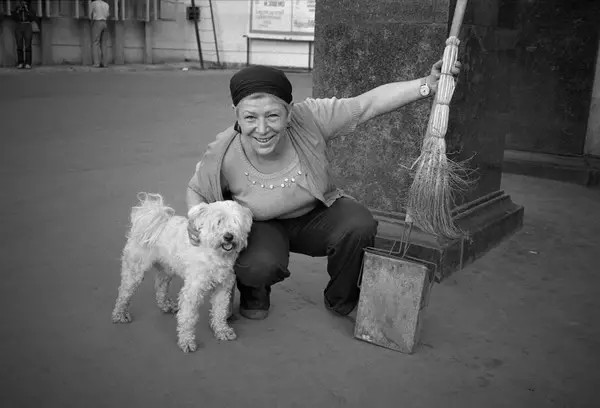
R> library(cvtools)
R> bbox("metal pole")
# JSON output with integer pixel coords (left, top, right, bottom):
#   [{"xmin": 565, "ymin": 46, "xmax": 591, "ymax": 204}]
[
  {"xmin": 190, "ymin": 0, "xmax": 203, "ymax": 69},
  {"xmin": 245, "ymin": 35, "xmax": 250, "ymax": 66},
  {"xmin": 208, "ymin": 0, "xmax": 220, "ymax": 67}
]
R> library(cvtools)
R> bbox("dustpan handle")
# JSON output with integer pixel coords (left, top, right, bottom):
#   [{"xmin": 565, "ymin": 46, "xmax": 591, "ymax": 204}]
[{"xmin": 449, "ymin": 0, "xmax": 468, "ymax": 38}]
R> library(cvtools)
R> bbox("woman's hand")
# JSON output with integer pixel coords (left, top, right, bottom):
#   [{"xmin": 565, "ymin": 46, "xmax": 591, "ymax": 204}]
[
  {"xmin": 187, "ymin": 220, "xmax": 200, "ymax": 246},
  {"xmin": 427, "ymin": 59, "xmax": 461, "ymax": 95}
]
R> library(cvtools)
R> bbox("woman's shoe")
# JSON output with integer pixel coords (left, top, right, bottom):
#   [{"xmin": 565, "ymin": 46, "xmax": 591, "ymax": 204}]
[
  {"xmin": 238, "ymin": 284, "xmax": 271, "ymax": 320},
  {"xmin": 239, "ymin": 308, "xmax": 269, "ymax": 320},
  {"xmin": 16, "ymin": 64, "xmax": 24, "ymax": 69},
  {"xmin": 324, "ymin": 298, "xmax": 358, "ymax": 322}
]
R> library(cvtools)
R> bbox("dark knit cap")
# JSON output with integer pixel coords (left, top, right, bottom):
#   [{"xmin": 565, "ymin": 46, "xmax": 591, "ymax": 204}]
[{"xmin": 229, "ymin": 65, "xmax": 293, "ymax": 106}]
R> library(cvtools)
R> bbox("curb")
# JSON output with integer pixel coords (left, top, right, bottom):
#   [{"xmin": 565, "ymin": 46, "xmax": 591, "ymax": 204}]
[
  {"xmin": 0, "ymin": 62, "xmax": 313, "ymax": 75},
  {"xmin": 502, "ymin": 149, "xmax": 600, "ymax": 187}
]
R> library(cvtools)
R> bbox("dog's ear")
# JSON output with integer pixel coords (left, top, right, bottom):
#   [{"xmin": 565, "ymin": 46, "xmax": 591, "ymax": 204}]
[
  {"xmin": 241, "ymin": 205, "xmax": 254, "ymax": 230},
  {"xmin": 187, "ymin": 202, "xmax": 208, "ymax": 220},
  {"xmin": 243, "ymin": 205, "xmax": 253, "ymax": 223}
]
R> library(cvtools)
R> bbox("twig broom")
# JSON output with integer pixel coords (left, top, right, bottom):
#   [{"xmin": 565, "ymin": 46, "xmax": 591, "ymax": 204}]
[{"xmin": 406, "ymin": 0, "xmax": 471, "ymax": 239}]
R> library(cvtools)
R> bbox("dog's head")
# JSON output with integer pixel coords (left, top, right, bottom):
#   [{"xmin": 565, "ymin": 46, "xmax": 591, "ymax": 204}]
[{"xmin": 188, "ymin": 201, "xmax": 253, "ymax": 255}]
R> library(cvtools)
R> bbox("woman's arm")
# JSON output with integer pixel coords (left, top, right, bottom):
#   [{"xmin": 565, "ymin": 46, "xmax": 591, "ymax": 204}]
[
  {"xmin": 186, "ymin": 186, "xmax": 205, "ymax": 212},
  {"xmin": 354, "ymin": 77, "xmax": 427, "ymax": 125},
  {"xmin": 353, "ymin": 59, "xmax": 460, "ymax": 125}
]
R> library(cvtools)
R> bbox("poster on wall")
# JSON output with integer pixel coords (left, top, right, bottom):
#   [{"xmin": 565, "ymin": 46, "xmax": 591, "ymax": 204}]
[
  {"xmin": 250, "ymin": 0, "xmax": 315, "ymax": 37},
  {"xmin": 292, "ymin": 0, "xmax": 315, "ymax": 33}
]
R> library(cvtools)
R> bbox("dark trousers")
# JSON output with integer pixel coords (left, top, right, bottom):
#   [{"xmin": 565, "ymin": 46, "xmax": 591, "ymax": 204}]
[
  {"xmin": 91, "ymin": 20, "xmax": 108, "ymax": 66},
  {"xmin": 234, "ymin": 197, "xmax": 378, "ymax": 315},
  {"xmin": 15, "ymin": 23, "xmax": 33, "ymax": 65}
]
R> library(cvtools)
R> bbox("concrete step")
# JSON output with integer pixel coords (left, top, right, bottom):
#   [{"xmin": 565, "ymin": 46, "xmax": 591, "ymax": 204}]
[{"xmin": 502, "ymin": 149, "xmax": 600, "ymax": 187}]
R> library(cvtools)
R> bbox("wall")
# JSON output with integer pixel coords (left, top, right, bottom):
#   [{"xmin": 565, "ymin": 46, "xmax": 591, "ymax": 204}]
[
  {"xmin": 478, "ymin": 0, "xmax": 600, "ymax": 156},
  {"xmin": 585, "ymin": 36, "xmax": 600, "ymax": 157},
  {"xmin": 0, "ymin": 0, "xmax": 314, "ymax": 68},
  {"xmin": 159, "ymin": 0, "xmax": 314, "ymax": 68}
]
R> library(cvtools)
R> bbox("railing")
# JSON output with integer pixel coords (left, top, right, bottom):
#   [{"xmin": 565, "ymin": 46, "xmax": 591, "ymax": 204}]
[{"xmin": 0, "ymin": 0, "xmax": 162, "ymax": 21}]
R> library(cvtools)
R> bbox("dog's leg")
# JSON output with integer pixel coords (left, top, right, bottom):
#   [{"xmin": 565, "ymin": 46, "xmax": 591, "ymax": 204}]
[
  {"xmin": 111, "ymin": 248, "xmax": 152, "ymax": 323},
  {"xmin": 210, "ymin": 275, "xmax": 237, "ymax": 341},
  {"xmin": 176, "ymin": 278, "xmax": 208, "ymax": 353},
  {"xmin": 154, "ymin": 265, "xmax": 178, "ymax": 314}
]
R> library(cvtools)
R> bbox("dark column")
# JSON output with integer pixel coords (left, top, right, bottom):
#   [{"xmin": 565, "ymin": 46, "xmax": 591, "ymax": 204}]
[{"xmin": 313, "ymin": 0, "xmax": 524, "ymax": 280}]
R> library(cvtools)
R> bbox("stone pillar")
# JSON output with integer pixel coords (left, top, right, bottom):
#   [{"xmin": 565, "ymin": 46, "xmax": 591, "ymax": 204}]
[
  {"xmin": 113, "ymin": 20, "xmax": 125, "ymax": 65},
  {"xmin": 144, "ymin": 21, "xmax": 153, "ymax": 64},
  {"xmin": 313, "ymin": 0, "xmax": 524, "ymax": 281},
  {"xmin": 40, "ymin": 18, "xmax": 53, "ymax": 65},
  {"xmin": 81, "ymin": 19, "xmax": 93, "ymax": 66},
  {"xmin": 0, "ymin": 19, "xmax": 16, "ymax": 67}
]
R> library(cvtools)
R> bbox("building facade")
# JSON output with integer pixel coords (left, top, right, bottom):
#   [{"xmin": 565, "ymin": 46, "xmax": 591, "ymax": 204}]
[{"xmin": 0, "ymin": 0, "xmax": 315, "ymax": 68}]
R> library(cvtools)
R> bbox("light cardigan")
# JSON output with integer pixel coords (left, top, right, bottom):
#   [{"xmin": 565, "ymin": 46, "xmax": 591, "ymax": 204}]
[{"xmin": 188, "ymin": 97, "xmax": 362, "ymax": 211}]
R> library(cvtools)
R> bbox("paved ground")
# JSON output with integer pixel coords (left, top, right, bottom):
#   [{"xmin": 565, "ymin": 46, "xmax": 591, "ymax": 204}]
[{"xmin": 1, "ymin": 67, "xmax": 599, "ymax": 408}]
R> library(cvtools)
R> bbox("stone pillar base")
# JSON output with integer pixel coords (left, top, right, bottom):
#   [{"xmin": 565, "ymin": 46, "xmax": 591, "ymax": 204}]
[{"xmin": 372, "ymin": 190, "xmax": 525, "ymax": 282}]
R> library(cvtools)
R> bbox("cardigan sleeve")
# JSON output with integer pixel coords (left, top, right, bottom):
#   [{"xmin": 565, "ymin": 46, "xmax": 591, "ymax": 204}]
[
  {"xmin": 187, "ymin": 127, "xmax": 237, "ymax": 203},
  {"xmin": 298, "ymin": 97, "xmax": 362, "ymax": 142}
]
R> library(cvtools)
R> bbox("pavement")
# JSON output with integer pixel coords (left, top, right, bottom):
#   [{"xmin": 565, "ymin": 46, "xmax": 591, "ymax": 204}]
[{"xmin": 1, "ymin": 67, "xmax": 599, "ymax": 408}]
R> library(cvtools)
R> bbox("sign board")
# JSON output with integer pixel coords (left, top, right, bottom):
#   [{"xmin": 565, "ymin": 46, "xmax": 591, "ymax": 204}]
[{"xmin": 249, "ymin": 0, "xmax": 315, "ymax": 38}]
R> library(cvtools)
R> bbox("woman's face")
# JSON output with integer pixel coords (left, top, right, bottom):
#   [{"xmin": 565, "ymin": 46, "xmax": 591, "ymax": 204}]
[{"xmin": 235, "ymin": 94, "xmax": 290, "ymax": 158}]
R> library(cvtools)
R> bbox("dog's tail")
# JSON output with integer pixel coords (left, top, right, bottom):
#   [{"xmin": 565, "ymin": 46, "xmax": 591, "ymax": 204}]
[{"xmin": 128, "ymin": 192, "xmax": 176, "ymax": 247}]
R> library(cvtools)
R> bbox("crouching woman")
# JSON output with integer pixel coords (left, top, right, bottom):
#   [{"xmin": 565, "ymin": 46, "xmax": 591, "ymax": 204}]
[{"xmin": 187, "ymin": 62, "xmax": 459, "ymax": 320}]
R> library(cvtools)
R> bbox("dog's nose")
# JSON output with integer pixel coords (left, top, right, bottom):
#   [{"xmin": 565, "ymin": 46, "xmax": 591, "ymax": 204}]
[{"xmin": 223, "ymin": 232, "xmax": 234, "ymax": 242}]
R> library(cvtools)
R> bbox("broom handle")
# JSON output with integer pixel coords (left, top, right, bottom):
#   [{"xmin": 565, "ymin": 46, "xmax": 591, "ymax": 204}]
[
  {"xmin": 406, "ymin": 0, "xmax": 468, "ymax": 228},
  {"xmin": 449, "ymin": 0, "xmax": 468, "ymax": 38}
]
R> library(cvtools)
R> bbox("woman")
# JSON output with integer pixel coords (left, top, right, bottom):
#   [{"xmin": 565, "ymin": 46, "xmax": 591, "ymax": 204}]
[
  {"xmin": 187, "ymin": 61, "xmax": 460, "ymax": 320},
  {"xmin": 11, "ymin": 0, "xmax": 38, "ymax": 69}
]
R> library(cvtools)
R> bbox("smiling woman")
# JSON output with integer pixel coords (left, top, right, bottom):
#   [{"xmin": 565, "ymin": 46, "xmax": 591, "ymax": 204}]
[
  {"xmin": 235, "ymin": 92, "xmax": 292, "ymax": 162},
  {"xmin": 186, "ymin": 62, "xmax": 460, "ymax": 321}
]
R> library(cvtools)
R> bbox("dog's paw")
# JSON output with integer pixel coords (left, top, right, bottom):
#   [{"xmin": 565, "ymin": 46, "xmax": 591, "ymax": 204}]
[
  {"xmin": 112, "ymin": 311, "xmax": 132, "ymax": 323},
  {"xmin": 178, "ymin": 338, "xmax": 198, "ymax": 353},
  {"xmin": 159, "ymin": 299, "xmax": 179, "ymax": 314},
  {"xmin": 214, "ymin": 326, "xmax": 237, "ymax": 341}
]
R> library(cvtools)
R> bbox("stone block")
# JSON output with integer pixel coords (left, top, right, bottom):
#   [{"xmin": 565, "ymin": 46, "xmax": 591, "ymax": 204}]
[{"xmin": 372, "ymin": 190, "xmax": 524, "ymax": 282}]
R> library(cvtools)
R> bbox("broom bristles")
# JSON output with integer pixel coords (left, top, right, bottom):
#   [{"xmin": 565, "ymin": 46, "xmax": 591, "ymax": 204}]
[{"xmin": 406, "ymin": 134, "xmax": 474, "ymax": 239}]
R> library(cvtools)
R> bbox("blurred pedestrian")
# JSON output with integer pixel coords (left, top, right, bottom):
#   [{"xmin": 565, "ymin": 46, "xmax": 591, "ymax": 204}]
[
  {"xmin": 90, "ymin": 0, "xmax": 110, "ymax": 67},
  {"xmin": 12, "ymin": 0, "xmax": 38, "ymax": 69}
]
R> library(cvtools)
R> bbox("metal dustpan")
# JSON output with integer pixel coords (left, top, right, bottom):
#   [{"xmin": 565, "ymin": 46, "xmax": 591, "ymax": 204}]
[{"xmin": 354, "ymin": 222, "xmax": 435, "ymax": 354}]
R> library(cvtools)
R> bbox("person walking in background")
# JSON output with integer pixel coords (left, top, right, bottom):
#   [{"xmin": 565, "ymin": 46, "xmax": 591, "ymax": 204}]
[
  {"xmin": 90, "ymin": 0, "xmax": 110, "ymax": 68},
  {"xmin": 11, "ymin": 0, "xmax": 38, "ymax": 69}
]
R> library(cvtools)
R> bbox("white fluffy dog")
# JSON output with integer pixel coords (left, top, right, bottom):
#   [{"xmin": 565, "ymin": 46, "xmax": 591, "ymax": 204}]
[{"xmin": 111, "ymin": 193, "xmax": 253, "ymax": 353}]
